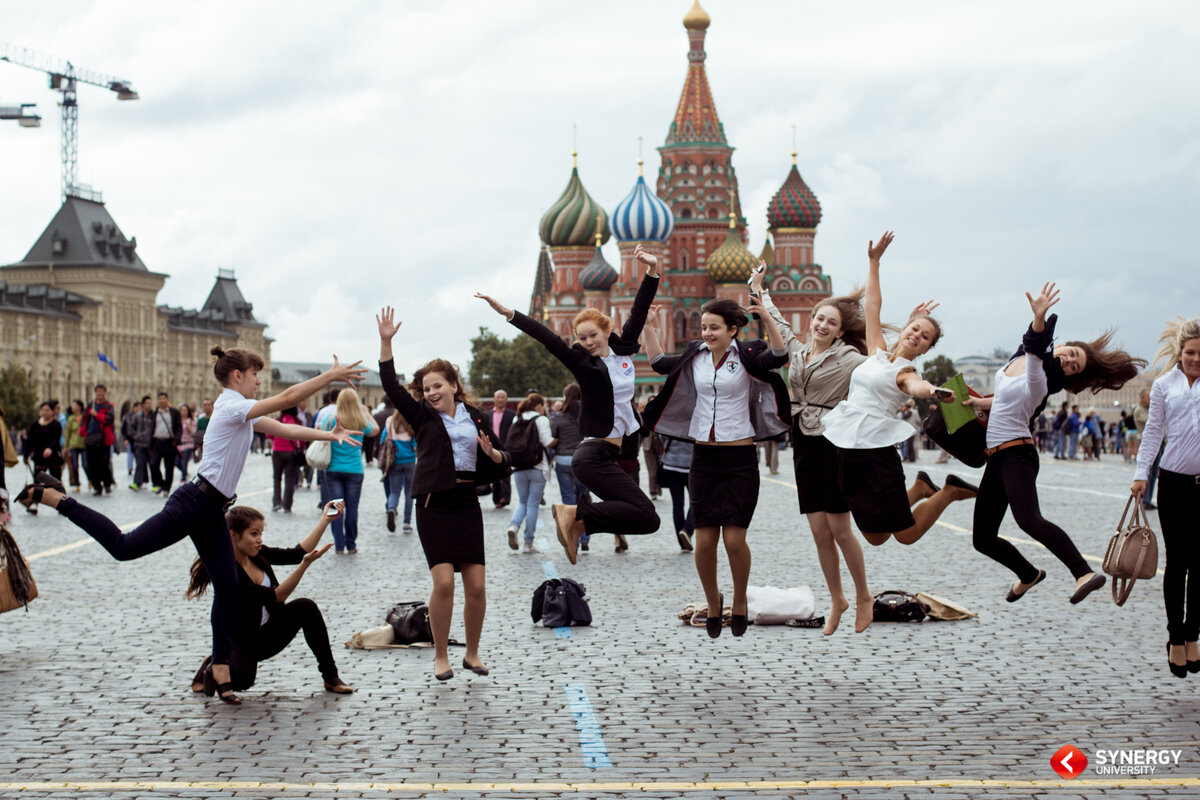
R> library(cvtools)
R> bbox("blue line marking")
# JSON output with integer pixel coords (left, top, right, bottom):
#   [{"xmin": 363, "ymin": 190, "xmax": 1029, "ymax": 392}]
[
  {"xmin": 564, "ymin": 683, "xmax": 612, "ymax": 769},
  {"xmin": 541, "ymin": 561, "xmax": 572, "ymax": 637}
]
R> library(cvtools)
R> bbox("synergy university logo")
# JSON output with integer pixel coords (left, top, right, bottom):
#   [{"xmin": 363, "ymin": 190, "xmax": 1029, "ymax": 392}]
[
  {"xmin": 1052, "ymin": 745, "xmax": 1184, "ymax": 778},
  {"xmin": 1051, "ymin": 745, "xmax": 1087, "ymax": 779}
]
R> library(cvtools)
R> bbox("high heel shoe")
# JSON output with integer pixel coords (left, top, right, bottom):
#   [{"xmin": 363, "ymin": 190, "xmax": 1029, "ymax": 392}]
[
  {"xmin": 202, "ymin": 663, "xmax": 242, "ymax": 704},
  {"xmin": 1168, "ymin": 642, "xmax": 1188, "ymax": 679},
  {"xmin": 706, "ymin": 593, "xmax": 724, "ymax": 639},
  {"xmin": 190, "ymin": 655, "xmax": 213, "ymax": 693},
  {"xmin": 462, "ymin": 658, "xmax": 489, "ymax": 676},
  {"xmin": 15, "ymin": 471, "xmax": 65, "ymax": 510}
]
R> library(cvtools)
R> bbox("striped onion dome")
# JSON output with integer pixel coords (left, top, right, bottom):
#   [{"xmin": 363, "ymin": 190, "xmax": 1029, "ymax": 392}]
[
  {"xmin": 706, "ymin": 213, "xmax": 758, "ymax": 284},
  {"xmin": 767, "ymin": 154, "xmax": 822, "ymax": 229},
  {"xmin": 580, "ymin": 239, "xmax": 618, "ymax": 291},
  {"xmin": 611, "ymin": 161, "xmax": 675, "ymax": 242},
  {"xmin": 539, "ymin": 153, "xmax": 611, "ymax": 247}
]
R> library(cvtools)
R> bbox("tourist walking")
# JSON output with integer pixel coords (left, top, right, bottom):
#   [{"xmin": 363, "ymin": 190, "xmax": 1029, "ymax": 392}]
[
  {"xmin": 504, "ymin": 393, "xmax": 553, "ymax": 553},
  {"xmin": 319, "ymin": 389, "xmax": 377, "ymax": 553},
  {"xmin": 126, "ymin": 396, "xmax": 153, "ymax": 491},
  {"xmin": 15, "ymin": 347, "xmax": 365, "ymax": 704},
  {"xmin": 549, "ymin": 383, "xmax": 586, "ymax": 507},
  {"xmin": 1132, "ymin": 317, "xmax": 1200, "ymax": 678},
  {"xmin": 376, "ymin": 306, "xmax": 510, "ymax": 680},
  {"xmin": 475, "ymin": 244, "xmax": 662, "ymax": 564},
  {"xmin": 489, "ymin": 390, "xmax": 515, "ymax": 509},
  {"xmin": 176, "ymin": 403, "xmax": 198, "ymax": 483},
  {"xmin": 967, "ymin": 283, "xmax": 1140, "ymax": 605},
  {"xmin": 80, "ymin": 385, "xmax": 116, "ymax": 495},
  {"xmin": 149, "ymin": 392, "xmax": 182, "ymax": 495},
  {"xmin": 820, "ymin": 232, "xmax": 978, "ymax": 550},
  {"xmin": 65, "ymin": 400, "xmax": 86, "ymax": 492},
  {"xmin": 22, "ymin": 402, "xmax": 64, "ymax": 513},
  {"xmin": 657, "ymin": 435, "xmax": 695, "ymax": 553},
  {"xmin": 381, "ymin": 409, "xmax": 417, "ymax": 533},
  {"xmin": 270, "ymin": 407, "xmax": 303, "ymax": 513},
  {"xmin": 185, "ymin": 503, "xmax": 354, "ymax": 696},
  {"xmin": 642, "ymin": 296, "xmax": 789, "ymax": 638}
]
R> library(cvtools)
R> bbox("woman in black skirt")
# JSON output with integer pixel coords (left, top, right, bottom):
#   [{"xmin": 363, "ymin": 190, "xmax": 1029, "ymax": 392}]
[
  {"xmin": 376, "ymin": 307, "xmax": 510, "ymax": 681},
  {"xmin": 475, "ymin": 244, "xmax": 661, "ymax": 564},
  {"xmin": 642, "ymin": 298, "xmax": 789, "ymax": 638}
]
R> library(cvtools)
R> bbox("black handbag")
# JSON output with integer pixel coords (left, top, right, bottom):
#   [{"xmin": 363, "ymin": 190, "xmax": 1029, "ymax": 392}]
[
  {"xmin": 922, "ymin": 407, "xmax": 987, "ymax": 468},
  {"xmin": 386, "ymin": 601, "xmax": 433, "ymax": 644},
  {"xmin": 531, "ymin": 578, "xmax": 592, "ymax": 628},
  {"xmin": 872, "ymin": 590, "xmax": 929, "ymax": 622}
]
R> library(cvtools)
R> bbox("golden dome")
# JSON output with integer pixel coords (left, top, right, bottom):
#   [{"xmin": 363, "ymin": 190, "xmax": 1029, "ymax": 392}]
[{"xmin": 683, "ymin": 0, "xmax": 711, "ymax": 31}]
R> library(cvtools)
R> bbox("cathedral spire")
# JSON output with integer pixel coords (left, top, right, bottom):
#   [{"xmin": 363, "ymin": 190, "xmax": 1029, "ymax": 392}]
[{"xmin": 664, "ymin": 0, "xmax": 726, "ymax": 148}]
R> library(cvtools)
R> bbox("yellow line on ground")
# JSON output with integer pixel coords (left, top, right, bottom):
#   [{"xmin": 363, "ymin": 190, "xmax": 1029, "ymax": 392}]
[
  {"xmin": 0, "ymin": 778, "xmax": 1197, "ymax": 792},
  {"xmin": 23, "ymin": 487, "xmax": 271, "ymax": 562}
]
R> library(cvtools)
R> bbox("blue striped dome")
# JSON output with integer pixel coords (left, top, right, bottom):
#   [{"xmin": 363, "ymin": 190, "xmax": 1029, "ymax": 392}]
[{"xmin": 611, "ymin": 170, "xmax": 675, "ymax": 243}]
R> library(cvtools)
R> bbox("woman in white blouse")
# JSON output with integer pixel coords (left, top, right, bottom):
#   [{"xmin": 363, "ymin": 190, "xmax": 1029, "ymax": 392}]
[
  {"xmin": 506, "ymin": 393, "xmax": 554, "ymax": 554},
  {"xmin": 820, "ymin": 232, "xmax": 978, "ymax": 557},
  {"xmin": 1133, "ymin": 317, "xmax": 1200, "ymax": 678}
]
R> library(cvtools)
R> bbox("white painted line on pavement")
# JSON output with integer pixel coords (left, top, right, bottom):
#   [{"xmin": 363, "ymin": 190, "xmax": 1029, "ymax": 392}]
[{"xmin": 564, "ymin": 683, "xmax": 613, "ymax": 769}]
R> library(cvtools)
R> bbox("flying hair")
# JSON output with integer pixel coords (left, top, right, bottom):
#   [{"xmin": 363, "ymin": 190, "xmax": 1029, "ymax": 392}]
[
  {"xmin": 1151, "ymin": 316, "xmax": 1200, "ymax": 376},
  {"xmin": 1061, "ymin": 329, "xmax": 1147, "ymax": 394}
]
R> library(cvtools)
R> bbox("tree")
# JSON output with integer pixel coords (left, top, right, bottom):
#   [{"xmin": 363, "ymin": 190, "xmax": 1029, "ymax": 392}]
[
  {"xmin": 0, "ymin": 364, "xmax": 39, "ymax": 432},
  {"xmin": 467, "ymin": 327, "xmax": 573, "ymax": 399},
  {"xmin": 921, "ymin": 354, "xmax": 957, "ymax": 389}
]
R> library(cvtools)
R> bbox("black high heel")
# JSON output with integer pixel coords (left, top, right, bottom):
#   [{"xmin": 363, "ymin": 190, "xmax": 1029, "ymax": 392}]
[
  {"xmin": 462, "ymin": 658, "xmax": 490, "ymax": 676},
  {"xmin": 202, "ymin": 663, "xmax": 242, "ymax": 704},
  {"xmin": 1168, "ymin": 642, "xmax": 1188, "ymax": 679},
  {"xmin": 15, "ymin": 471, "xmax": 65, "ymax": 510},
  {"xmin": 191, "ymin": 655, "xmax": 213, "ymax": 693},
  {"xmin": 706, "ymin": 593, "xmax": 724, "ymax": 639}
]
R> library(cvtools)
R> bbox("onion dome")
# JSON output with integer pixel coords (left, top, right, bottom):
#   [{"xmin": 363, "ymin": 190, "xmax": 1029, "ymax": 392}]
[
  {"xmin": 767, "ymin": 152, "xmax": 822, "ymax": 230},
  {"xmin": 539, "ymin": 152, "xmax": 611, "ymax": 247},
  {"xmin": 611, "ymin": 160, "xmax": 675, "ymax": 242},
  {"xmin": 706, "ymin": 212, "xmax": 758, "ymax": 284},
  {"xmin": 683, "ymin": 0, "xmax": 711, "ymax": 30},
  {"xmin": 580, "ymin": 224, "xmax": 617, "ymax": 291}
]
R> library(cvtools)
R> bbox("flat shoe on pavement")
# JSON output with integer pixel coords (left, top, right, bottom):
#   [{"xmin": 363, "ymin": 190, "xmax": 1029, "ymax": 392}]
[
  {"xmin": 1070, "ymin": 573, "xmax": 1106, "ymax": 605},
  {"xmin": 1006, "ymin": 569, "xmax": 1046, "ymax": 602}
]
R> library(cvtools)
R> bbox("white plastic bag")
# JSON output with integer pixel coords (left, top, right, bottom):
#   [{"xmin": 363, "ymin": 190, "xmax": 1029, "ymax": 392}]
[{"xmin": 746, "ymin": 585, "xmax": 815, "ymax": 624}]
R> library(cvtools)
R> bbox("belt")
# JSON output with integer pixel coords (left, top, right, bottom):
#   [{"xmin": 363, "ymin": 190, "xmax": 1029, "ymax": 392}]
[
  {"xmin": 1160, "ymin": 469, "xmax": 1200, "ymax": 485},
  {"xmin": 191, "ymin": 475, "xmax": 236, "ymax": 509},
  {"xmin": 984, "ymin": 437, "xmax": 1035, "ymax": 457}
]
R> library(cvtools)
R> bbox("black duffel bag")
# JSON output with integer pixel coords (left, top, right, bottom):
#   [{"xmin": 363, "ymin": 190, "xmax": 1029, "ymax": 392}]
[
  {"xmin": 386, "ymin": 601, "xmax": 433, "ymax": 644},
  {"xmin": 922, "ymin": 406, "xmax": 987, "ymax": 468}
]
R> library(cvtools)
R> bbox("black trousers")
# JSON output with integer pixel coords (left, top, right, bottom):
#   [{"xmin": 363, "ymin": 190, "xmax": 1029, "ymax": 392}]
[
  {"xmin": 659, "ymin": 467, "xmax": 693, "ymax": 535},
  {"xmin": 150, "ymin": 438, "xmax": 176, "ymax": 492},
  {"xmin": 133, "ymin": 445, "xmax": 151, "ymax": 486},
  {"xmin": 57, "ymin": 483, "xmax": 239, "ymax": 662},
  {"xmin": 229, "ymin": 598, "xmax": 339, "ymax": 690},
  {"xmin": 272, "ymin": 451, "xmax": 299, "ymax": 510},
  {"xmin": 1159, "ymin": 470, "xmax": 1200, "ymax": 644},
  {"xmin": 571, "ymin": 439, "xmax": 660, "ymax": 536},
  {"xmin": 971, "ymin": 444, "xmax": 1090, "ymax": 582},
  {"xmin": 84, "ymin": 443, "xmax": 113, "ymax": 491}
]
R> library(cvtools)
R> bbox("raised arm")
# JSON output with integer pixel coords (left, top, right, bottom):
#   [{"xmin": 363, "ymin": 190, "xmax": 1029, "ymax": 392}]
[
  {"xmin": 475, "ymin": 292, "xmax": 580, "ymax": 369},
  {"xmin": 754, "ymin": 264, "xmax": 800, "ymax": 350},
  {"xmin": 612, "ymin": 245, "xmax": 662, "ymax": 348},
  {"xmin": 376, "ymin": 306, "xmax": 430, "ymax": 428},
  {"xmin": 864, "ymin": 231, "xmax": 894, "ymax": 354},
  {"xmin": 247, "ymin": 357, "xmax": 366, "ymax": 421},
  {"xmin": 1022, "ymin": 282, "xmax": 1060, "ymax": 393},
  {"xmin": 273, "ymin": 543, "xmax": 334, "ymax": 603},
  {"xmin": 746, "ymin": 293, "xmax": 786, "ymax": 355},
  {"xmin": 641, "ymin": 303, "xmax": 666, "ymax": 361}
]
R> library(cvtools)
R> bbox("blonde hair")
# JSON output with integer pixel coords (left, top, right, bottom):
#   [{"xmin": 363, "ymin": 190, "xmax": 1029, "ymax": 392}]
[
  {"xmin": 335, "ymin": 388, "xmax": 371, "ymax": 432},
  {"xmin": 1152, "ymin": 316, "xmax": 1200, "ymax": 376}
]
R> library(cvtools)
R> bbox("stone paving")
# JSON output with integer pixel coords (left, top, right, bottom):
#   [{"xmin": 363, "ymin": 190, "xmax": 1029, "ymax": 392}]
[{"xmin": 1, "ymin": 448, "xmax": 1196, "ymax": 799}]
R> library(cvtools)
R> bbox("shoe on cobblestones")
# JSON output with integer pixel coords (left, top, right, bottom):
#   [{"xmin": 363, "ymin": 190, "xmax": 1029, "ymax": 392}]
[
  {"xmin": 324, "ymin": 678, "xmax": 355, "ymax": 694},
  {"xmin": 129, "ymin": 483, "xmax": 141, "ymax": 491},
  {"xmin": 387, "ymin": 510, "xmax": 396, "ymax": 532},
  {"xmin": 1069, "ymin": 573, "xmax": 1105, "ymax": 604},
  {"xmin": 435, "ymin": 668, "xmax": 454, "ymax": 681},
  {"xmin": 1168, "ymin": 643, "xmax": 1188, "ymax": 679},
  {"xmin": 151, "ymin": 486, "xmax": 162, "ymax": 494},
  {"xmin": 707, "ymin": 593, "xmax": 724, "ymax": 638},
  {"xmin": 507, "ymin": 526, "xmax": 519, "ymax": 550},
  {"xmin": 676, "ymin": 530, "xmax": 693, "ymax": 552},
  {"xmin": 1006, "ymin": 569, "xmax": 1046, "ymax": 602},
  {"xmin": 614, "ymin": 534, "xmax": 628, "ymax": 553},
  {"xmin": 402, "ymin": 523, "xmax": 413, "ymax": 534},
  {"xmin": 462, "ymin": 658, "xmax": 489, "ymax": 676}
]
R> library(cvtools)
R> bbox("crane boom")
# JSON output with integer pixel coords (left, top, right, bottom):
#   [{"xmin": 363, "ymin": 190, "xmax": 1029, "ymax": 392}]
[{"xmin": 0, "ymin": 42, "xmax": 138, "ymax": 200}]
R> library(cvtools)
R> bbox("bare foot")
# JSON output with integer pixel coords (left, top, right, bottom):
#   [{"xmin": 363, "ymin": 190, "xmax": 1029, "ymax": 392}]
[
  {"xmin": 854, "ymin": 596, "xmax": 874, "ymax": 633},
  {"xmin": 824, "ymin": 597, "xmax": 850, "ymax": 636}
]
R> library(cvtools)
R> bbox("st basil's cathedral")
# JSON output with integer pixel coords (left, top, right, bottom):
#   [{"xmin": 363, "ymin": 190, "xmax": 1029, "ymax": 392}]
[{"xmin": 529, "ymin": 1, "xmax": 830, "ymax": 390}]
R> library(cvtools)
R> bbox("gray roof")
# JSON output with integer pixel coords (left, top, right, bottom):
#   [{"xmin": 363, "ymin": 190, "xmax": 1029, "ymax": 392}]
[
  {"xmin": 271, "ymin": 361, "xmax": 385, "ymax": 388},
  {"xmin": 5, "ymin": 196, "xmax": 149, "ymax": 272},
  {"xmin": 157, "ymin": 304, "xmax": 238, "ymax": 338},
  {"xmin": 0, "ymin": 279, "xmax": 96, "ymax": 319},
  {"xmin": 202, "ymin": 272, "xmax": 263, "ymax": 327}
]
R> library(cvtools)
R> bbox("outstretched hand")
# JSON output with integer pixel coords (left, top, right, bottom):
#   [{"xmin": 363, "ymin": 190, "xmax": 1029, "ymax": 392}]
[
  {"xmin": 868, "ymin": 231, "xmax": 895, "ymax": 262},
  {"xmin": 329, "ymin": 355, "xmax": 367, "ymax": 386},
  {"xmin": 910, "ymin": 299, "xmax": 940, "ymax": 319},
  {"xmin": 750, "ymin": 260, "xmax": 767, "ymax": 293},
  {"xmin": 475, "ymin": 293, "xmax": 513, "ymax": 319},
  {"xmin": 302, "ymin": 543, "xmax": 334, "ymax": 565},
  {"xmin": 376, "ymin": 306, "xmax": 402, "ymax": 340},
  {"xmin": 634, "ymin": 244, "xmax": 658, "ymax": 272},
  {"xmin": 646, "ymin": 303, "xmax": 663, "ymax": 330},
  {"xmin": 330, "ymin": 421, "xmax": 362, "ymax": 447},
  {"xmin": 1025, "ymin": 282, "xmax": 1060, "ymax": 320},
  {"xmin": 321, "ymin": 499, "xmax": 346, "ymax": 520},
  {"xmin": 476, "ymin": 432, "xmax": 502, "ymax": 463},
  {"xmin": 746, "ymin": 295, "xmax": 768, "ymax": 318}
]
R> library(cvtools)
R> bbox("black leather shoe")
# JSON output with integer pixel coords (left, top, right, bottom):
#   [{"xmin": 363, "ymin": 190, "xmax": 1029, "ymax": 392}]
[
  {"xmin": 1187, "ymin": 642, "xmax": 1200, "ymax": 674},
  {"xmin": 730, "ymin": 612, "xmax": 748, "ymax": 637},
  {"xmin": 915, "ymin": 471, "xmax": 940, "ymax": 494},
  {"xmin": 944, "ymin": 474, "xmax": 979, "ymax": 495},
  {"xmin": 435, "ymin": 669, "xmax": 454, "ymax": 681},
  {"xmin": 706, "ymin": 594, "xmax": 723, "ymax": 639},
  {"xmin": 1006, "ymin": 569, "xmax": 1046, "ymax": 602},
  {"xmin": 1069, "ymin": 573, "xmax": 1105, "ymax": 605},
  {"xmin": 462, "ymin": 658, "xmax": 489, "ymax": 676},
  {"xmin": 1168, "ymin": 642, "xmax": 1188, "ymax": 679}
]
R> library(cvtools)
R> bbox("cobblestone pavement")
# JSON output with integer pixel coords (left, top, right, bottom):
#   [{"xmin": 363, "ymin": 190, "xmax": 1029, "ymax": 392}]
[{"xmin": 1, "ymin": 448, "xmax": 1196, "ymax": 799}]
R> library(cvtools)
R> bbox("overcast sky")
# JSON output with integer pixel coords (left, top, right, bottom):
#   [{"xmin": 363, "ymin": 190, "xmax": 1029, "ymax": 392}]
[{"xmin": 2, "ymin": 1, "xmax": 1197, "ymax": 378}]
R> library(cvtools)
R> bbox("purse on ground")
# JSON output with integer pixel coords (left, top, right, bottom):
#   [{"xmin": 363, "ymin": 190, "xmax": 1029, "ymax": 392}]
[{"xmin": 1103, "ymin": 494, "xmax": 1159, "ymax": 607}]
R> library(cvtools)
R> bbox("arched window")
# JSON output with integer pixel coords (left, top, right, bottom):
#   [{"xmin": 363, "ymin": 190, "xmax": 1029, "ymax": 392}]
[
  {"xmin": 707, "ymin": 207, "xmax": 720, "ymax": 219},
  {"xmin": 689, "ymin": 311, "xmax": 701, "ymax": 337},
  {"xmin": 679, "ymin": 250, "xmax": 689, "ymax": 270},
  {"xmin": 680, "ymin": 208, "xmax": 692, "ymax": 219},
  {"xmin": 775, "ymin": 278, "xmax": 795, "ymax": 291},
  {"xmin": 674, "ymin": 311, "xmax": 687, "ymax": 342}
]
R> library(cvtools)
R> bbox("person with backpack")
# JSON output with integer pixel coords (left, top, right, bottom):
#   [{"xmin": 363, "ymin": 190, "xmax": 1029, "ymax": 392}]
[{"xmin": 505, "ymin": 393, "xmax": 553, "ymax": 554}]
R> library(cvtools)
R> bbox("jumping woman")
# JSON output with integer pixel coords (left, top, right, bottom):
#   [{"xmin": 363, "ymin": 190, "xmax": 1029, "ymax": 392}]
[
  {"xmin": 642, "ymin": 298, "xmax": 790, "ymax": 638},
  {"xmin": 16, "ymin": 346, "xmax": 365, "ymax": 704},
  {"xmin": 752, "ymin": 264, "xmax": 875, "ymax": 634},
  {"xmin": 376, "ymin": 307, "xmax": 510, "ymax": 681},
  {"xmin": 186, "ymin": 501, "xmax": 354, "ymax": 697},
  {"xmin": 1132, "ymin": 317, "xmax": 1200, "ymax": 678},
  {"xmin": 475, "ymin": 244, "xmax": 661, "ymax": 564},
  {"xmin": 967, "ymin": 284, "xmax": 1140, "ymax": 605},
  {"xmin": 819, "ymin": 232, "xmax": 979, "ymax": 554}
]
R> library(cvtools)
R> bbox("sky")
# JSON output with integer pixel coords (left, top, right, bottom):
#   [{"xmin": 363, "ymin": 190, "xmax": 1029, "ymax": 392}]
[{"xmin": 2, "ymin": 0, "xmax": 1197, "ymax": 377}]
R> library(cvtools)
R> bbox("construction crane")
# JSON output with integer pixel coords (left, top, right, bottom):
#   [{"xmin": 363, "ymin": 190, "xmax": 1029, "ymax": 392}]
[
  {"xmin": 0, "ymin": 101, "xmax": 41, "ymax": 127},
  {"xmin": 0, "ymin": 43, "xmax": 137, "ymax": 200}
]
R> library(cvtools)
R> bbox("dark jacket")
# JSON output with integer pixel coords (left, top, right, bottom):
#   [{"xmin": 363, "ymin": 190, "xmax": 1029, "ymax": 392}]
[
  {"xmin": 151, "ymin": 406, "xmax": 184, "ymax": 446},
  {"xmin": 379, "ymin": 359, "xmax": 510, "ymax": 496},
  {"xmin": 642, "ymin": 339, "xmax": 790, "ymax": 442},
  {"xmin": 25, "ymin": 419, "xmax": 64, "ymax": 467},
  {"xmin": 1008, "ymin": 312, "xmax": 1064, "ymax": 427},
  {"xmin": 490, "ymin": 407, "xmax": 515, "ymax": 445},
  {"xmin": 80, "ymin": 400, "xmax": 115, "ymax": 447},
  {"xmin": 233, "ymin": 545, "xmax": 304, "ymax": 644},
  {"xmin": 507, "ymin": 273, "xmax": 659, "ymax": 438}
]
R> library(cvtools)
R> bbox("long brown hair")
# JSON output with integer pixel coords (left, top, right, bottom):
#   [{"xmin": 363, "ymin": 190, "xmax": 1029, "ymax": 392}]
[
  {"xmin": 408, "ymin": 358, "xmax": 475, "ymax": 406},
  {"xmin": 388, "ymin": 409, "xmax": 414, "ymax": 436},
  {"xmin": 1061, "ymin": 330, "xmax": 1146, "ymax": 394},
  {"xmin": 517, "ymin": 393, "xmax": 545, "ymax": 414},
  {"xmin": 185, "ymin": 506, "xmax": 264, "ymax": 599},
  {"xmin": 813, "ymin": 287, "xmax": 868, "ymax": 355}
]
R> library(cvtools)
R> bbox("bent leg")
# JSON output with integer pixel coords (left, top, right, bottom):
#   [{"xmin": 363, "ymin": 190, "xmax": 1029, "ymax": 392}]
[
  {"xmin": 572, "ymin": 442, "xmax": 659, "ymax": 536},
  {"xmin": 970, "ymin": 457, "xmax": 1039, "ymax": 582}
]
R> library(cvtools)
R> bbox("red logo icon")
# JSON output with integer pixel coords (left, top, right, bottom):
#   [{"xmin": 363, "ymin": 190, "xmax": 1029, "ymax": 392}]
[
  {"xmin": 622, "ymin": 362, "xmax": 629, "ymax": 368},
  {"xmin": 1052, "ymin": 745, "xmax": 1087, "ymax": 779}
]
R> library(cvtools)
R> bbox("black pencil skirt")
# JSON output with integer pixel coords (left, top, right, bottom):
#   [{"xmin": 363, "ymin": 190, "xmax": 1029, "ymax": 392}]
[
  {"xmin": 792, "ymin": 429, "xmax": 849, "ymax": 515},
  {"xmin": 415, "ymin": 481, "xmax": 484, "ymax": 571},
  {"xmin": 688, "ymin": 444, "xmax": 760, "ymax": 528},
  {"xmin": 836, "ymin": 446, "xmax": 915, "ymax": 534}
]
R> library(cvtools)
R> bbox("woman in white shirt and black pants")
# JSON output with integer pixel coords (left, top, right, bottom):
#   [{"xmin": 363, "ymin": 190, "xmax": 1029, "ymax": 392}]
[
  {"xmin": 475, "ymin": 246, "xmax": 661, "ymax": 565},
  {"xmin": 966, "ymin": 285, "xmax": 1141, "ymax": 606},
  {"xmin": 642, "ymin": 298, "xmax": 789, "ymax": 638},
  {"xmin": 1133, "ymin": 317, "xmax": 1200, "ymax": 678},
  {"xmin": 506, "ymin": 392, "xmax": 554, "ymax": 554}
]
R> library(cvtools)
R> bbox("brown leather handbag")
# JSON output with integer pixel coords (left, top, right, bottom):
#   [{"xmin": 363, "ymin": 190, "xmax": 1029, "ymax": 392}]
[
  {"xmin": 1103, "ymin": 495, "xmax": 1159, "ymax": 606},
  {"xmin": 0, "ymin": 522, "xmax": 38, "ymax": 613}
]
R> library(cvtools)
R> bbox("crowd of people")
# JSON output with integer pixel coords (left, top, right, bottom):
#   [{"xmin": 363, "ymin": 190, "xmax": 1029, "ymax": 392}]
[{"xmin": 4, "ymin": 231, "xmax": 1197, "ymax": 699}]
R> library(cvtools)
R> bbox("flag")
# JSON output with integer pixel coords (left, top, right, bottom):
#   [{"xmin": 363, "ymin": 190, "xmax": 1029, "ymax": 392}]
[{"xmin": 97, "ymin": 351, "xmax": 118, "ymax": 372}]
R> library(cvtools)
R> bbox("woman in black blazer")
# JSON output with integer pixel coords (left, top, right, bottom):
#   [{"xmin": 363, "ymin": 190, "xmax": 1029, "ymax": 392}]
[
  {"xmin": 642, "ymin": 298, "xmax": 789, "ymax": 638},
  {"xmin": 186, "ymin": 502, "xmax": 353, "ymax": 696},
  {"xmin": 475, "ymin": 245, "xmax": 662, "ymax": 564},
  {"xmin": 377, "ymin": 307, "xmax": 510, "ymax": 681}
]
